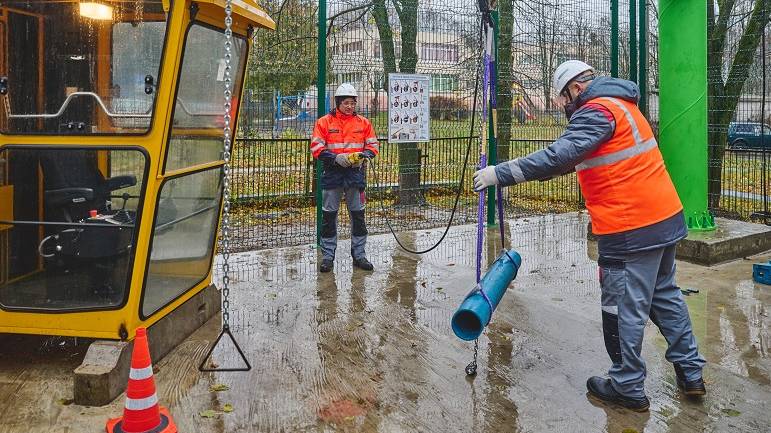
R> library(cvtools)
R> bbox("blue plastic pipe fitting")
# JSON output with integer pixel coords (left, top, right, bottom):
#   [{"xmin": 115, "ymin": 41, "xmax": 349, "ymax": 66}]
[{"xmin": 451, "ymin": 249, "xmax": 522, "ymax": 341}]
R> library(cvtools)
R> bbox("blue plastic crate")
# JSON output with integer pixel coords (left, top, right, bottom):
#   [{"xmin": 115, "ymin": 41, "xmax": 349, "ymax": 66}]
[{"xmin": 753, "ymin": 261, "xmax": 771, "ymax": 285}]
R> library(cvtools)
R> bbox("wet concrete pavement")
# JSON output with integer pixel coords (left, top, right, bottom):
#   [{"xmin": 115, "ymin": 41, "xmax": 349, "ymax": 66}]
[{"xmin": 1, "ymin": 212, "xmax": 770, "ymax": 432}]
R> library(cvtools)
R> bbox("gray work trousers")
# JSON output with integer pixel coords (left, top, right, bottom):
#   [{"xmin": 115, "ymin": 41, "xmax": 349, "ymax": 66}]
[
  {"xmin": 320, "ymin": 187, "xmax": 367, "ymax": 261},
  {"xmin": 599, "ymin": 244, "xmax": 706, "ymax": 398}
]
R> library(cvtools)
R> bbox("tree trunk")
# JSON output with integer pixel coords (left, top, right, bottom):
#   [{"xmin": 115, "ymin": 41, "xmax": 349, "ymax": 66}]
[
  {"xmin": 393, "ymin": 0, "xmax": 423, "ymax": 205},
  {"xmin": 372, "ymin": 0, "xmax": 396, "ymax": 75},
  {"xmin": 496, "ymin": 0, "xmax": 514, "ymax": 162},
  {"xmin": 397, "ymin": 142, "xmax": 423, "ymax": 205}
]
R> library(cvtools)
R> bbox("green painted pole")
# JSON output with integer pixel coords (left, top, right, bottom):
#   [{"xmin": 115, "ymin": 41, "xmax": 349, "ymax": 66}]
[
  {"xmin": 316, "ymin": 0, "xmax": 327, "ymax": 245},
  {"xmin": 487, "ymin": 11, "xmax": 498, "ymax": 227},
  {"xmin": 611, "ymin": 0, "xmax": 619, "ymax": 77},
  {"xmin": 629, "ymin": 0, "xmax": 637, "ymax": 82},
  {"xmin": 638, "ymin": 0, "xmax": 647, "ymax": 115},
  {"xmin": 658, "ymin": 0, "xmax": 715, "ymax": 230}
]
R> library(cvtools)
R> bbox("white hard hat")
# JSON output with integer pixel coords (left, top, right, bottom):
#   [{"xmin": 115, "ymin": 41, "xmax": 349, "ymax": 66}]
[
  {"xmin": 335, "ymin": 83, "xmax": 358, "ymax": 98},
  {"xmin": 552, "ymin": 60, "xmax": 594, "ymax": 94}
]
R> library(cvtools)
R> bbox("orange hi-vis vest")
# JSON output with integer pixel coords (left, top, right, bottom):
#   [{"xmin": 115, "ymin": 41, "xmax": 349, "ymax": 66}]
[
  {"xmin": 310, "ymin": 111, "xmax": 379, "ymax": 159},
  {"xmin": 576, "ymin": 97, "xmax": 682, "ymax": 235}
]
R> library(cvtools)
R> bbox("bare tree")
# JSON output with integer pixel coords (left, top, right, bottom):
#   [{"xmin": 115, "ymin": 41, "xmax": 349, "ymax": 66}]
[
  {"xmin": 707, "ymin": 0, "xmax": 771, "ymax": 209},
  {"xmin": 372, "ymin": 0, "xmax": 423, "ymax": 205}
]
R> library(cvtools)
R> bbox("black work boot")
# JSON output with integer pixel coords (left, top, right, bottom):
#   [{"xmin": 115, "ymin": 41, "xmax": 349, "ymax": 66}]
[
  {"xmin": 586, "ymin": 376, "xmax": 650, "ymax": 412},
  {"xmin": 319, "ymin": 258, "xmax": 334, "ymax": 273},
  {"xmin": 352, "ymin": 256, "xmax": 374, "ymax": 271},
  {"xmin": 674, "ymin": 364, "xmax": 706, "ymax": 396}
]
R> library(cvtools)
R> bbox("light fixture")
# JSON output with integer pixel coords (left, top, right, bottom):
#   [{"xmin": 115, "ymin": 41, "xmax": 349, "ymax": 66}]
[{"xmin": 79, "ymin": 2, "xmax": 114, "ymax": 21}]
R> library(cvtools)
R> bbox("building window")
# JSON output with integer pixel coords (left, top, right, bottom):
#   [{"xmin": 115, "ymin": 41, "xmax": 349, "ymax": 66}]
[
  {"xmin": 334, "ymin": 40, "xmax": 364, "ymax": 55},
  {"xmin": 373, "ymin": 41, "xmax": 401, "ymax": 60},
  {"xmin": 431, "ymin": 74, "xmax": 458, "ymax": 92},
  {"xmin": 421, "ymin": 43, "xmax": 459, "ymax": 62}
]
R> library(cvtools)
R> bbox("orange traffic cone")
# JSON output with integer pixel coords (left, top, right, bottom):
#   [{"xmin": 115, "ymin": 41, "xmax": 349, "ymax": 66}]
[{"xmin": 106, "ymin": 327, "xmax": 177, "ymax": 433}]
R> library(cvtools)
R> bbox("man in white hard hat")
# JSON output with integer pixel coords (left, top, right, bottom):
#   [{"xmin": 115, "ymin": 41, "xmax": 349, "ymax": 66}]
[
  {"xmin": 473, "ymin": 60, "xmax": 706, "ymax": 411},
  {"xmin": 310, "ymin": 83, "xmax": 379, "ymax": 273}
]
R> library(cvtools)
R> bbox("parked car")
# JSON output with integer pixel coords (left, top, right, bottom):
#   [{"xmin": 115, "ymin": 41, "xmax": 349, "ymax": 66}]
[{"xmin": 727, "ymin": 122, "xmax": 771, "ymax": 150}]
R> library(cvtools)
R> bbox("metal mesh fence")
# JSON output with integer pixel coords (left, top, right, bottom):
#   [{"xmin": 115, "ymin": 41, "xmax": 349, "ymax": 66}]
[
  {"xmin": 229, "ymin": 1, "xmax": 673, "ymax": 252},
  {"xmin": 707, "ymin": 0, "xmax": 771, "ymax": 223},
  {"xmin": 325, "ymin": 0, "xmax": 483, "ymax": 243}
]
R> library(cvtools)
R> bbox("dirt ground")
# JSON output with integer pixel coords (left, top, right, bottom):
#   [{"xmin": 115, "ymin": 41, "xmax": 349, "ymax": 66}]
[{"xmin": 1, "ymin": 213, "xmax": 769, "ymax": 432}]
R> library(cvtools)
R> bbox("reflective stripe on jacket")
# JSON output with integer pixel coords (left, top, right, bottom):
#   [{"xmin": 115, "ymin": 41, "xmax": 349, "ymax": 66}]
[
  {"xmin": 311, "ymin": 111, "xmax": 379, "ymax": 190},
  {"xmin": 311, "ymin": 112, "xmax": 379, "ymax": 158},
  {"xmin": 576, "ymin": 96, "xmax": 682, "ymax": 235}
]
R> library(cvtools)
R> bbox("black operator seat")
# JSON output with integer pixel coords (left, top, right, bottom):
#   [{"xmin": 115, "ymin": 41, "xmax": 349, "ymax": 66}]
[{"xmin": 38, "ymin": 149, "xmax": 136, "ymax": 222}]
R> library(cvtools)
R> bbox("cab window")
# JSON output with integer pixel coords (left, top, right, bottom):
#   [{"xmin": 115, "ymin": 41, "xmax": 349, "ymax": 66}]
[{"xmin": 0, "ymin": 1, "xmax": 169, "ymax": 135}]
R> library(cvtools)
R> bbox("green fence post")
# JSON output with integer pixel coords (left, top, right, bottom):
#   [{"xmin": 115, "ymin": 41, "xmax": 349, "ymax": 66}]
[
  {"xmin": 638, "ymin": 0, "xmax": 647, "ymax": 115},
  {"xmin": 629, "ymin": 0, "xmax": 637, "ymax": 82},
  {"xmin": 611, "ymin": 0, "xmax": 619, "ymax": 77},
  {"xmin": 316, "ymin": 0, "xmax": 327, "ymax": 246},
  {"xmin": 487, "ymin": 11, "xmax": 499, "ymax": 227},
  {"xmin": 659, "ymin": 0, "xmax": 715, "ymax": 230}
]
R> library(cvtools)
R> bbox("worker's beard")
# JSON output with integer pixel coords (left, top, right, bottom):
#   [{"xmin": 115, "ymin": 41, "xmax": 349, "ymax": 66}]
[{"xmin": 563, "ymin": 100, "xmax": 580, "ymax": 120}]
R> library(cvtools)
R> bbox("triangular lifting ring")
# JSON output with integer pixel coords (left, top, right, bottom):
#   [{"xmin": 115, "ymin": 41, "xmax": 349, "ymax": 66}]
[{"xmin": 198, "ymin": 324, "xmax": 252, "ymax": 372}]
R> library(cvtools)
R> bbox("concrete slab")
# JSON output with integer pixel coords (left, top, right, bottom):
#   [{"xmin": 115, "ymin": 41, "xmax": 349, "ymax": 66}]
[
  {"xmin": 589, "ymin": 216, "xmax": 771, "ymax": 266},
  {"xmin": 72, "ymin": 283, "xmax": 221, "ymax": 406},
  {"xmin": 678, "ymin": 217, "xmax": 771, "ymax": 265},
  {"xmin": 1, "ymin": 213, "xmax": 770, "ymax": 432}
]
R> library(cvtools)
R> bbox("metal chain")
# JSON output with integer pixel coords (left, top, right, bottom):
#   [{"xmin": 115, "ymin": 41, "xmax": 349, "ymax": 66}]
[
  {"xmin": 465, "ymin": 339, "xmax": 478, "ymax": 376},
  {"xmin": 220, "ymin": 0, "xmax": 234, "ymax": 330}
]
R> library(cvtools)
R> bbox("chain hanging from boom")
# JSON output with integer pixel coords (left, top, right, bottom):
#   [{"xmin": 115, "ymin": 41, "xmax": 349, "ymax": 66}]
[
  {"xmin": 199, "ymin": 0, "xmax": 251, "ymax": 372},
  {"xmin": 466, "ymin": 0, "xmax": 500, "ymax": 377}
]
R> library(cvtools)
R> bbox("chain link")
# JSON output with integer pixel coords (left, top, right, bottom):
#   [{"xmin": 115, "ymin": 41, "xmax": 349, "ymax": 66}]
[
  {"xmin": 220, "ymin": 0, "xmax": 234, "ymax": 329},
  {"xmin": 465, "ymin": 338, "xmax": 478, "ymax": 376}
]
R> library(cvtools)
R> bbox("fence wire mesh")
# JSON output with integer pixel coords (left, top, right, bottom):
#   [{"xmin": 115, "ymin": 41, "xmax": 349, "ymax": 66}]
[
  {"xmin": 229, "ymin": 0, "xmax": 768, "ymax": 253},
  {"xmin": 707, "ymin": 0, "xmax": 771, "ymax": 223}
]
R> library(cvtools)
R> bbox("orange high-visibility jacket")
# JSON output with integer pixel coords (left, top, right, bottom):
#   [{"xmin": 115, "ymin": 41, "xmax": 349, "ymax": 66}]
[
  {"xmin": 576, "ymin": 97, "xmax": 682, "ymax": 235},
  {"xmin": 310, "ymin": 111, "xmax": 379, "ymax": 159}
]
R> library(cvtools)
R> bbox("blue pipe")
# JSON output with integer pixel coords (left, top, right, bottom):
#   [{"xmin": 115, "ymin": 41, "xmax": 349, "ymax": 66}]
[{"xmin": 451, "ymin": 249, "xmax": 522, "ymax": 341}]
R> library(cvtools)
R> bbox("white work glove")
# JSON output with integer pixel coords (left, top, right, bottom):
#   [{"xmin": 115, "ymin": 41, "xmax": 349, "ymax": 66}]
[
  {"xmin": 335, "ymin": 153, "xmax": 352, "ymax": 168},
  {"xmin": 473, "ymin": 165, "xmax": 499, "ymax": 192}
]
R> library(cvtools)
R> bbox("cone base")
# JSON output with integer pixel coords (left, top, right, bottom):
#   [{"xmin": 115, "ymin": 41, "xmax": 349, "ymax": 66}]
[{"xmin": 106, "ymin": 406, "xmax": 177, "ymax": 433}]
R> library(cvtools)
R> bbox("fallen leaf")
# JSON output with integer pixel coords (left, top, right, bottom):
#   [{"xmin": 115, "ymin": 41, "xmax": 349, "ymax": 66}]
[
  {"xmin": 200, "ymin": 410, "xmax": 218, "ymax": 418},
  {"xmin": 721, "ymin": 408, "xmax": 741, "ymax": 417},
  {"xmin": 223, "ymin": 404, "xmax": 234, "ymax": 413},
  {"xmin": 209, "ymin": 384, "xmax": 230, "ymax": 392},
  {"xmin": 344, "ymin": 416, "xmax": 355, "ymax": 422},
  {"xmin": 56, "ymin": 398, "xmax": 74, "ymax": 406}
]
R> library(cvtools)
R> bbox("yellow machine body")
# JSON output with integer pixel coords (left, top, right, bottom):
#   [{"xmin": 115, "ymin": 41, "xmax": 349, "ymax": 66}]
[{"xmin": 0, "ymin": 0, "xmax": 274, "ymax": 340}]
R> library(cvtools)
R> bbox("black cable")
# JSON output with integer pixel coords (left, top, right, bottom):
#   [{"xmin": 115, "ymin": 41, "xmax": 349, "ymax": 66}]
[{"xmin": 371, "ymin": 19, "xmax": 486, "ymax": 255}]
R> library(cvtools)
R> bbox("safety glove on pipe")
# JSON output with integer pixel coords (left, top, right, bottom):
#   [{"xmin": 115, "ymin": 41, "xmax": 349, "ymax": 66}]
[{"xmin": 473, "ymin": 165, "xmax": 499, "ymax": 192}]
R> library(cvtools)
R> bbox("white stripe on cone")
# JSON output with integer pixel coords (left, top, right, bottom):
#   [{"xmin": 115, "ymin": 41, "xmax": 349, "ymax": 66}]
[
  {"xmin": 125, "ymin": 393, "xmax": 159, "ymax": 411},
  {"xmin": 129, "ymin": 365, "xmax": 154, "ymax": 380}
]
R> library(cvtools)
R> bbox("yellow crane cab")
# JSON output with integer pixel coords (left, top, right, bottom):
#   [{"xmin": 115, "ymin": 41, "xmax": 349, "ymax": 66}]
[{"xmin": 0, "ymin": 0, "xmax": 274, "ymax": 341}]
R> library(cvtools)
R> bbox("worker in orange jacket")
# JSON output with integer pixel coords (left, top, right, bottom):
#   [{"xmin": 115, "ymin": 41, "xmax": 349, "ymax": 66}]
[
  {"xmin": 310, "ymin": 83, "xmax": 379, "ymax": 273},
  {"xmin": 473, "ymin": 61, "xmax": 706, "ymax": 411}
]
